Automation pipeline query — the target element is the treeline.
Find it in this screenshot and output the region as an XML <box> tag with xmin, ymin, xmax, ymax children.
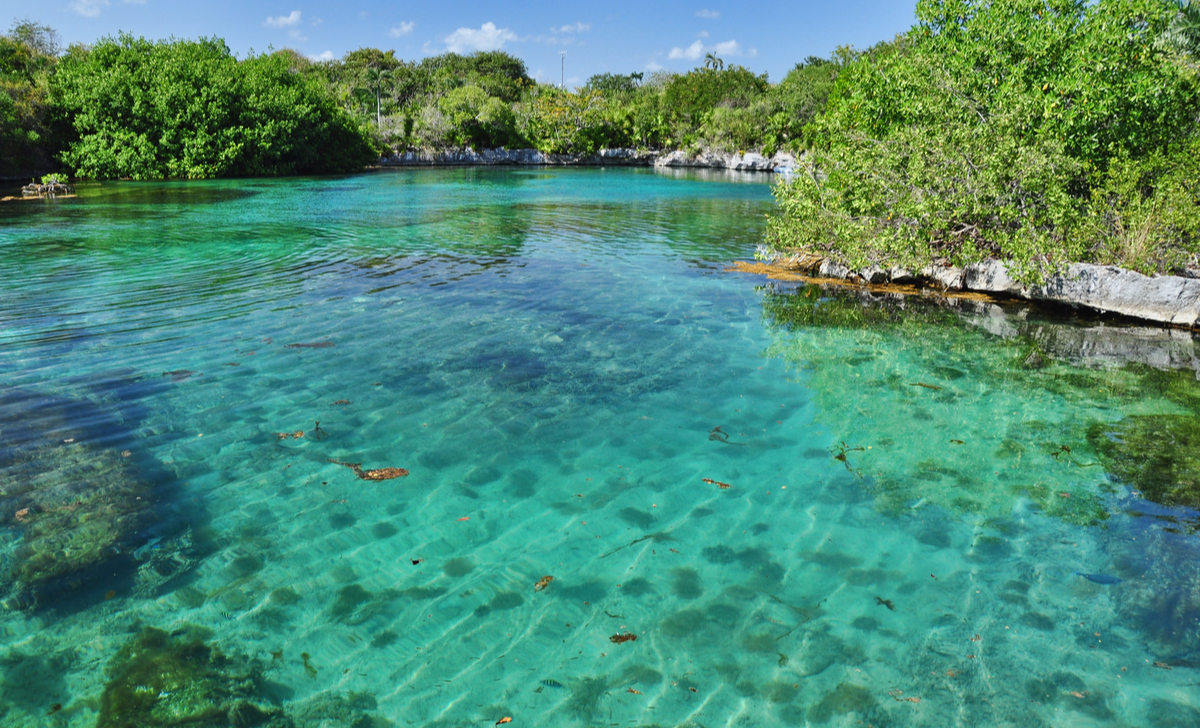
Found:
<box><xmin>1</xmin><ymin>25</ymin><xmax>376</xmax><ymax>179</ymax></box>
<box><xmin>289</xmin><ymin>47</ymin><xmax>840</xmax><ymax>156</ymax></box>
<box><xmin>0</xmin><ymin>18</ymin><xmax>841</xmax><ymax>179</ymax></box>
<box><xmin>767</xmin><ymin>0</ymin><xmax>1200</xmax><ymax>280</ymax></box>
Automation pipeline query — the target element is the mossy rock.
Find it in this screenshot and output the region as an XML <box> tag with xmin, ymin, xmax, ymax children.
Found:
<box><xmin>2</xmin><ymin>441</ymin><xmax>152</xmax><ymax>590</ymax></box>
<box><xmin>1089</xmin><ymin>415</ymin><xmax>1200</xmax><ymax>509</ymax></box>
<box><xmin>97</xmin><ymin>627</ymin><xmax>292</xmax><ymax>728</ymax></box>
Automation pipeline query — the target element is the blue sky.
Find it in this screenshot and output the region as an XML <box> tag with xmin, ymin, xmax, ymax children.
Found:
<box><xmin>15</xmin><ymin>1</ymin><xmax>919</xmax><ymax>84</ymax></box>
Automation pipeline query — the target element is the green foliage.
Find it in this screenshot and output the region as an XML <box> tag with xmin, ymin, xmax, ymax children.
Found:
<box><xmin>52</xmin><ymin>34</ymin><xmax>376</xmax><ymax>180</ymax></box>
<box><xmin>0</xmin><ymin>21</ymin><xmax>59</xmax><ymax>176</ymax></box>
<box><xmin>438</xmin><ymin>84</ymin><xmax>519</xmax><ymax>148</ymax></box>
<box><xmin>584</xmin><ymin>72</ymin><xmax>643</xmax><ymax>93</ymax></box>
<box><xmin>519</xmin><ymin>87</ymin><xmax>617</xmax><ymax>153</ymax></box>
<box><xmin>768</xmin><ymin>0</ymin><xmax>1200</xmax><ymax>280</ymax></box>
<box><xmin>1157</xmin><ymin>0</ymin><xmax>1200</xmax><ymax>58</ymax></box>
<box><xmin>40</xmin><ymin>172</ymin><xmax>65</xmax><ymax>184</ymax></box>
<box><xmin>661</xmin><ymin>65</ymin><xmax>769</xmax><ymax>142</ymax></box>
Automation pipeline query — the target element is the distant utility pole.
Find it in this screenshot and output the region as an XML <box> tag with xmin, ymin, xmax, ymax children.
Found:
<box><xmin>560</xmin><ymin>51</ymin><xmax>566</xmax><ymax>89</ymax></box>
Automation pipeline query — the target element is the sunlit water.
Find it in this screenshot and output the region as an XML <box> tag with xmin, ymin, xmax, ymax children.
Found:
<box><xmin>2</xmin><ymin>168</ymin><xmax>1199</xmax><ymax>728</ymax></box>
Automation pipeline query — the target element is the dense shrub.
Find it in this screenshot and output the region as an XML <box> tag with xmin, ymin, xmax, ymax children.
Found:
<box><xmin>53</xmin><ymin>34</ymin><xmax>376</xmax><ymax>179</ymax></box>
<box><xmin>767</xmin><ymin>0</ymin><xmax>1200</xmax><ymax>280</ymax></box>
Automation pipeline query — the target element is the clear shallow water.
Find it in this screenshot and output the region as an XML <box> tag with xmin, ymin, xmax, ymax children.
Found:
<box><xmin>1</xmin><ymin>168</ymin><xmax>1199</xmax><ymax>727</ymax></box>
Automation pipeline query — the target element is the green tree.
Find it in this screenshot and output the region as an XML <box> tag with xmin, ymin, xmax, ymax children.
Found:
<box><xmin>363</xmin><ymin>67</ymin><xmax>393</xmax><ymax>128</ymax></box>
<box><xmin>52</xmin><ymin>34</ymin><xmax>376</xmax><ymax>179</ymax></box>
<box><xmin>661</xmin><ymin>65</ymin><xmax>768</xmax><ymax>145</ymax></box>
<box><xmin>438</xmin><ymin>85</ymin><xmax>518</xmax><ymax>148</ymax></box>
<box><xmin>0</xmin><ymin>20</ymin><xmax>59</xmax><ymax>176</ymax></box>
<box><xmin>583</xmin><ymin>72</ymin><xmax>642</xmax><ymax>93</ymax></box>
<box><xmin>767</xmin><ymin>0</ymin><xmax>1200</xmax><ymax>280</ymax></box>
<box><xmin>1158</xmin><ymin>0</ymin><xmax>1200</xmax><ymax>58</ymax></box>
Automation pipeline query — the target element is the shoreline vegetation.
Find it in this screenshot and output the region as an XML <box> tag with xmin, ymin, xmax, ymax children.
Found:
<box><xmin>0</xmin><ymin>21</ymin><xmax>837</xmax><ymax>182</ymax></box>
<box><xmin>3</xmin><ymin>1</ymin><xmax>1200</xmax><ymax>324</ymax></box>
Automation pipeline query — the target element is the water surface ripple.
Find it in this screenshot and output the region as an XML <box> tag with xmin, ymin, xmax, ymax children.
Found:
<box><xmin>1</xmin><ymin>168</ymin><xmax>1199</xmax><ymax>728</ymax></box>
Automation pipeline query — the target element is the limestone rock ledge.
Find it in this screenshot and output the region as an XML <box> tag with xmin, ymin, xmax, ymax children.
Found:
<box><xmin>379</xmin><ymin>148</ymin><xmax>796</xmax><ymax>170</ymax></box>
<box><xmin>779</xmin><ymin>254</ymin><xmax>1200</xmax><ymax>328</ymax></box>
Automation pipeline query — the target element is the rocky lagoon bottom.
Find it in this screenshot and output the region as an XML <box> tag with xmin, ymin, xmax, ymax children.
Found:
<box><xmin>1</xmin><ymin>167</ymin><xmax>1199</xmax><ymax>727</ymax></box>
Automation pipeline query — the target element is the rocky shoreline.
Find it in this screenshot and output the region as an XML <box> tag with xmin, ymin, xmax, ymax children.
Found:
<box><xmin>751</xmin><ymin>252</ymin><xmax>1200</xmax><ymax>329</ymax></box>
<box><xmin>378</xmin><ymin>147</ymin><xmax>796</xmax><ymax>171</ymax></box>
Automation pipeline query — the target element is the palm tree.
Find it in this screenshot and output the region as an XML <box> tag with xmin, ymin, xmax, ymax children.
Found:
<box><xmin>364</xmin><ymin>67</ymin><xmax>394</xmax><ymax>128</ymax></box>
<box><xmin>703</xmin><ymin>52</ymin><xmax>725</xmax><ymax>71</ymax></box>
<box><xmin>1158</xmin><ymin>0</ymin><xmax>1200</xmax><ymax>59</ymax></box>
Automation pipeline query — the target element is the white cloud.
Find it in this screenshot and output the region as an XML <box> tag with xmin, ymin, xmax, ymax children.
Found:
<box><xmin>288</xmin><ymin>28</ymin><xmax>307</xmax><ymax>41</ymax></box>
<box><xmin>444</xmin><ymin>22</ymin><xmax>516</xmax><ymax>53</ymax></box>
<box><xmin>389</xmin><ymin>22</ymin><xmax>415</xmax><ymax>38</ymax></box>
<box><xmin>554</xmin><ymin>22</ymin><xmax>590</xmax><ymax>33</ymax></box>
<box><xmin>697</xmin><ymin>30</ymin><xmax>709</xmax><ymax>38</ymax></box>
<box><xmin>123</xmin><ymin>0</ymin><xmax>146</xmax><ymax>5</ymax></box>
<box><xmin>668</xmin><ymin>38</ymin><xmax>749</xmax><ymax>62</ymax></box>
<box><xmin>696</xmin><ymin>9</ymin><xmax>720</xmax><ymax>19</ymax></box>
<box><xmin>645</xmin><ymin>61</ymin><xmax>664</xmax><ymax>71</ymax></box>
<box><xmin>264</xmin><ymin>10</ymin><xmax>302</xmax><ymax>28</ymax></box>
<box><xmin>71</xmin><ymin>0</ymin><xmax>109</xmax><ymax>17</ymax></box>
<box><xmin>713</xmin><ymin>39</ymin><xmax>741</xmax><ymax>56</ymax></box>
<box><xmin>310</xmin><ymin>50</ymin><xmax>334</xmax><ymax>61</ymax></box>
<box><xmin>668</xmin><ymin>40</ymin><xmax>704</xmax><ymax>60</ymax></box>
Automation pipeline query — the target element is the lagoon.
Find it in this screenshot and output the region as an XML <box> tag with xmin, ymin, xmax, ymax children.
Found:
<box><xmin>1</xmin><ymin>168</ymin><xmax>1198</xmax><ymax>727</ymax></box>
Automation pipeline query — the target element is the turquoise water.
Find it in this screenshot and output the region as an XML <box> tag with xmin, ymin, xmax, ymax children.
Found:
<box><xmin>1</xmin><ymin>167</ymin><xmax>1199</xmax><ymax>727</ymax></box>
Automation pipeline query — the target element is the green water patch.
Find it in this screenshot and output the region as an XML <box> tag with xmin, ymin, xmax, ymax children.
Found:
<box><xmin>761</xmin><ymin>284</ymin><xmax>1200</xmax><ymax>525</ymax></box>
<box><xmin>1089</xmin><ymin>415</ymin><xmax>1200</xmax><ymax>509</ymax></box>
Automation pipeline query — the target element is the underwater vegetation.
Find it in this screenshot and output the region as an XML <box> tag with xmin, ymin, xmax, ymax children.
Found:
<box><xmin>97</xmin><ymin>626</ymin><xmax>291</xmax><ymax>728</ymax></box>
<box><xmin>0</xmin><ymin>388</ymin><xmax>160</xmax><ymax>609</ymax></box>
<box><xmin>761</xmin><ymin>283</ymin><xmax>1200</xmax><ymax>526</ymax></box>
<box><xmin>805</xmin><ymin>682</ymin><xmax>879</xmax><ymax>723</ymax></box>
<box><xmin>2</xmin><ymin>442</ymin><xmax>151</xmax><ymax>588</ymax></box>
<box><xmin>330</xmin><ymin>583</ymin><xmax>401</xmax><ymax>625</ymax></box>
<box><xmin>1089</xmin><ymin>415</ymin><xmax>1200</xmax><ymax>509</ymax></box>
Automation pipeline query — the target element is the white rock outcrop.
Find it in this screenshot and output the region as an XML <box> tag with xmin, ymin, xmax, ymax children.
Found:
<box><xmin>379</xmin><ymin>148</ymin><xmax>795</xmax><ymax>170</ymax></box>
<box><xmin>780</xmin><ymin>255</ymin><xmax>1200</xmax><ymax>328</ymax></box>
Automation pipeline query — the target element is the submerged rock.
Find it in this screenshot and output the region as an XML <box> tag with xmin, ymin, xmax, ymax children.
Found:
<box><xmin>0</xmin><ymin>436</ymin><xmax>155</xmax><ymax>609</ymax></box>
<box><xmin>97</xmin><ymin>627</ymin><xmax>291</xmax><ymax>728</ymax></box>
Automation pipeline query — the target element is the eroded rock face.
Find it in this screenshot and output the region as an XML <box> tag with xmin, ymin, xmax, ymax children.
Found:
<box><xmin>776</xmin><ymin>255</ymin><xmax>1200</xmax><ymax>328</ymax></box>
<box><xmin>1031</xmin><ymin>263</ymin><xmax>1200</xmax><ymax>328</ymax></box>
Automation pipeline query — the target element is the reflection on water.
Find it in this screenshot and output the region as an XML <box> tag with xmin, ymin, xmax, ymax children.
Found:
<box><xmin>1</xmin><ymin>169</ymin><xmax>1199</xmax><ymax>727</ymax></box>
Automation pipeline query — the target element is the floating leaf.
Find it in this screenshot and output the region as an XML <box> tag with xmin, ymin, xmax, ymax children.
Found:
<box><xmin>328</xmin><ymin>459</ymin><xmax>409</xmax><ymax>480</ymax></box>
